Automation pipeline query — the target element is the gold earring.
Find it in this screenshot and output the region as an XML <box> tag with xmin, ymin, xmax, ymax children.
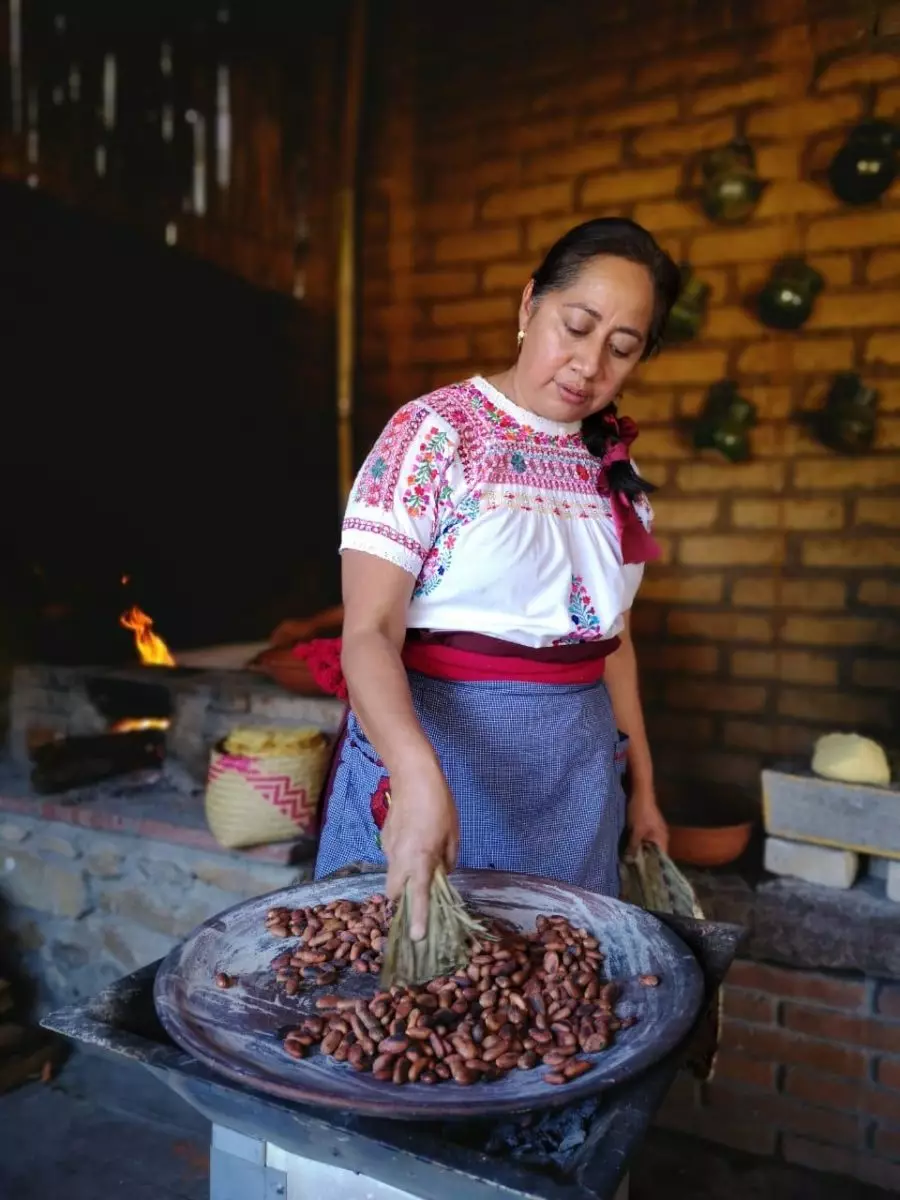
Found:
<box><xmin>516</xmin><ymin>329</ymin><xmax>525</xmax><ymax>348</ymax></box>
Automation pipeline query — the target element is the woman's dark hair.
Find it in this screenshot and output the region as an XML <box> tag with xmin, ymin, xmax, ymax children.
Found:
<box><xmin>531</xmin><ymin>217</ymin><xmax>681</xmax><ymax>497</ymax></box>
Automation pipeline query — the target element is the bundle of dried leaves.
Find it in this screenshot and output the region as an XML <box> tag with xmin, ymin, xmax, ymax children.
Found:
<box><xmin>381</xmin><ymin>867</ymin><xmax>491</xmax><ymax>988</ymax></box>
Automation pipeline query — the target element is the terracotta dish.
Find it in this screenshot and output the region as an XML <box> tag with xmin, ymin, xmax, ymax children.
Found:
<box><xmin>667</xmin><ymin>821</ymin><xmax>753</xmax><ymax>868</ymax></box>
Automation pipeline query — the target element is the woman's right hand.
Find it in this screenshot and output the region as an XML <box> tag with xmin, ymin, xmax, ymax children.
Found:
<box><xmin>381</xmin><ymin>761</ymin><xmax>459</xmax><ymax>942</ymax></box>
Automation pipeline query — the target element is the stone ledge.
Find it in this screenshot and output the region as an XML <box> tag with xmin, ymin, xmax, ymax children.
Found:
<box><xmin>0</xmin><ymin>766</ymin><xmax>316</xmax><ymax>867</ymax></box>
<box><xmin>690</xmin><ymin>864</ymin><xmax>900</xmax><ymax>982</ymax></box>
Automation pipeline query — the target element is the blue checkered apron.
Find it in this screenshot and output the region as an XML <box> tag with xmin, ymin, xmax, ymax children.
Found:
<box><xmin>314</xmin><ymin>671</ymin><xmax>629</xmax><ymax>896</ymax></box>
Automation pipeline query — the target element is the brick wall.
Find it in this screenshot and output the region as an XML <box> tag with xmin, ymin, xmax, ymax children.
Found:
<box><xmin>358</xmin><ymin>0</ymin><xmax>900</xmax><ymax>794</ymax></box>
<box><xmin>657</xmin><ymin>960</ymin><xmax>900</xmax><ymax>1190</ymax></box>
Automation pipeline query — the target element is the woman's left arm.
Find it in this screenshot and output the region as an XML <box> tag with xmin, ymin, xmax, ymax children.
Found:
<box><xmin>604</xmin><ymin>612</ymin><xmax>669</xmax><ymax>856</ymax></box>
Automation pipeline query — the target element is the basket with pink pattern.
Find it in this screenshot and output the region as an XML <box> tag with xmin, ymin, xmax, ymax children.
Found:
<box><xmin>204</xmin><ymin>725</ymin><xmax>330</xmax><ymax>850</ymax></box>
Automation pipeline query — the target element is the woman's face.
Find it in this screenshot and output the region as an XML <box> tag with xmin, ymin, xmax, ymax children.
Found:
<box><xmin>514</xmin><ymin>255</ymin><xmax>655</xmax><ymax>424</ymax></box>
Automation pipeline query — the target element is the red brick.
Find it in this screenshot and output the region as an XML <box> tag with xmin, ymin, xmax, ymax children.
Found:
<box><xmin>860</xmin><ymin>580</ymin><xmax>900</xmax><ymax>607</ymax></box>
<box><xmin>678</xmin><ymin>535</ymin><xmax>785</xmax><ymax>568</ymax></box>
<box><xmin>727</xmin><ymin>961</ymin><xmax>867</xmax><ymax>1010</ymax></box>
<box><xmin>747</xmin><ymin>92</ymin><xmax>863</xmax><ymax>137</ymax></box>
<box><xmin>723</xmin><ymin>987</ymin><xmax>777</xmax><ymax>1025</ymax></box>
<box><xmin>737</xmin><ymin>337</ymin><xmax>855</xmax><ymax>374</ymax></box>
<box><xmin>731</xmin><ymin>650</ymin><xmax>837</xmax><ymax>686</ymax></box>
<box><xmin>632</xmin><ymin>116</ymin><xmax>736</xmax><ymax>159</ymax></box>
<box><xmin>723</xmin><ymin>1019</ymin><xmax>868</xmax><ymax>1077</ymax></box>
<box><xmin>665</xmin><ymin>681</ymin><xmax>767</xmax><ymax>714</ymax></box>
<box><xmin>878</xmin><ymin>83</ymin><xmax>900</xmax><ymax>119</ymax></box>
<box><xmin>526</xmin><ymin>214</ymin><xmax>590</xmax><ymax>254</ymax></box>
<box><xmin>786</xmin><ymin>1134</ymin><xmax>900</xmax><ymax>1192</ymax></box>
<box><xmin>808</xmin><ymin>289</ymin><xmax>900</xmax><ymax>330</ymax></box>
<box><xmin>581</xmin><ymin>165</ymin><xmax>682</xmax><ymax>205</ymax></box>
<box><xmin>642</xmin><ymin>643</ymin><xmax>720</xmax><ymax>674</ymax></box>
<box><xmin>584</xmin><ymin>97</ymin><xmax>679</xmax><ymax>134</ymax></box>
<box><xmin>733</xmin><ymin>577</ymin><xmax>848</xmax><ymax>610</ymax></box>
<box><xmin>784</xmin><ymin>1004</ymin><xmax>900</xmax><ymax>1053</ymax></box>
<box><xmin>650</xmin><ymin>497</ymin><xmax>719</xmax><ymax>530</ymax></box>
<box><xmin>645</xmin><ymin>712</ymin><xmax>715</xmax><ymax>744</ymax></box>
<box><xmin>722</xmin><ymin>720</ymin><xmax>817</xmax><ymax>756</ymax></box>
<box><xmin>755</xmin><ymin>181</ymin><xmax>840</xmax><ymax>219</ymax></box>
<box><xmin>874</xmin><ymin>1126</ymin><xmax>900</xmax><ymax>1161</ymax></box>
<box><xmin>706</xmin><ymin>1082</ymin><xmax>863</xmax><ymax>1146</ymax></box>
<box><xmin>754</xmin><ymin>142</ymin><xmax>803</xmax><ymax>180</ymax></box>
<box><xmin>481</xmin><ymin>260</ymin><xmax>533</xmax><ymax>293</ymax></box>
<box><xmin>619</xmin><ymin>391</ymin><xmax>676</xmax><ymax>422</ymax></box>
<box><xmin>521</xmin><ymin>137</ymin><xmax>621</xmax><ymax>184</ymax></box>
<box><xmin>731</xmin><ymin>498</ymin><xmax>845</xmax><ymax>531</ymax></box>
<box><xmin>714</xmin><ymin>1050</ymin><xmax>778</xmax><ymax>1091</ymax></box>
<box><xmin>473</xmin><ymin>327</ymin><xmax>517</xmax><ymax>361</ymax></box>
<box><xmin>690</xmin><ymin>70</ymin><xmax>805</xmax><ymax>116</ymax></box>
<box><xmin>481</xmin><ymin>182</ymin><xmax>572</xmax><ymax>222</ymax></box>
<box><xmin>878</xmin><ymin>985</ymin><xmax>900</xmax><ymax>1021</ymax></box>
<box><xmin>676</xmin><ymin>461</ymin><xmax>786</xmax><ymax>493</ymax></box>
<box><xmin>867</xmin><ymin>333</ymin><xmax>900</xmax><ymax>365</ymax></box>
<box><xmin>855</xmin><ymin>498</ymin><xmax>900</xmax><ymax>528</ymax></box>
<box><xmin>416</xmin><ymin>200</ymin><xmax>476</xmax><ymax>233</ymax></box>
<box><xmin>631</xmin><ymin>200</ymin><xmax>706</xmax><ymax>233</ymax></box>
<box><xmin>853</xmin><ymin>659</ymin><xmax>900</xmax><ymax>690</ymax></box>
<box><xmin>409</xmin><ymin>333</ymin><xmax>471</xmax><ymax>364</ymax></box>
<box><xmin>868</xmin><ymin>249</ymin><xmax>900</xmax><ymax>284</ymax></box>
<box><xmin>690</xmin><ymin>223</ymin><xmax>801</xmax><ymax>266</ymax></box>
<box><xmin>638</xmin><ymin>574</ymin><xmax>723</xmax><ymax>604</ymax></box>
<box><xmin>880</xmin><ymin>1058</ymin><xmax>900</xmax><ymax>1089</ymax></box>
<box><xmin>703</xmin><ymin>306</ymin><xmax>760</xmax><ymax>339</ymax></box>
<box><xmin>639</xmin><ymin>348</ymin><xmax>728</xmax><ymax>384</ymax></box>
<box><xmin>802</xmin><ymin>538</ymin><xmax>900</xmax><ymax>569</ymax></box>
<box><xmin>794</xmin><ymin>457</ymin><xmax>900</xmax><ymax>491</ymax></box>
<box><xmin>431</xmin><ymin>296</ymin><xmax>515</xmax><ymax>328</ymax></box>
<box><xmin>433</xmin><ymin>226</ymin><xmax>520</xmax><ymax>264</ymax></box>
<box><xmin>816</xmin><ymin>53</ymin><xmax>900</xmax><ymax>91</ymax></box>
<box><xmin>408</xmin><ymin>270</ymin><xmax>478</xmax><ymax>298</ymax></box>
<box><xmin>807</xmin><ymin>209</ymin><xmax>900</xmax><ymax>252</ymax></box>
<box><xmin>669</xmin><ymin>612</ymin><xmax>773</xmax><ymax>645</ymax></box>
<box><xmin>778</xmin><ymin>688</ymin><xmax>892</xmax><ymax>728</ymax></box>
<box><xmin>634</xmin><ymin>47</ymin><xmax>744</xmax><ymax>93</ymax></box>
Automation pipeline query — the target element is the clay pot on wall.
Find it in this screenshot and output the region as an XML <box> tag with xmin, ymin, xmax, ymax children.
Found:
<box><xmin>692</xmin><ymin>380</ymin><xmax>758</xmax><ymax>463</ymax></box>
<box><xmin>663</xmin><ymin>264</ymin><xmax>710</xmax><ymax>345</ymax></box>
<box><xmin>813</xmin><ymin>372</ymin><xmax>879</xmax><ymax>455</ymax></box>
<box><xmin>700</xmin><ymin>140</ymin><xmax>766</xmax><ymax>224</ymax></box>
<box><xmin>757</xmin><ymin>259</ymin><xmax>824</xmax><ymax>331</ymax></box>
<box><xmin>828</xmin><ymin>121</ymin><xmax>900</xmax><ymax>206</ymax></box>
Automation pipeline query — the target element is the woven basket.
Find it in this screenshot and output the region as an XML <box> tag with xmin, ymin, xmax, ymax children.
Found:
<box><xmin>205</xmin><ymin>736</ymin><xmax>330</xmax><ymax>850</ymax></box>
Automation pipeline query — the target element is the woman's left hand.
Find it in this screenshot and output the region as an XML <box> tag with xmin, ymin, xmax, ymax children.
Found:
<box><xmin>626</xmin><ymin>790</ymin><xmax>669</xmax><ymax>858</ymax></box>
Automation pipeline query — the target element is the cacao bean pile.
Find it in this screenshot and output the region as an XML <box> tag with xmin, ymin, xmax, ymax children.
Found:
<box><xmin>265</xmin><ymin>893</ymin><xmax>650</xmax><ymax>1088</ymax></box>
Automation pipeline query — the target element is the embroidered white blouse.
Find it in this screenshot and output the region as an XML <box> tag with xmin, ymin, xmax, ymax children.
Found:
<box><xmin>340</xmin><ymin>377</ymin><xmax>653</xmax><ymax>649</ymax></box>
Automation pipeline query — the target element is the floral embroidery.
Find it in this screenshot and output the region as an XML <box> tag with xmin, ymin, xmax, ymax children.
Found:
<box><xmin>370</xmin><ymin>777</ymin><xmax>391</xmax><ymax>851</ymax></box>
<box><xmin>341</xmin><ymin>518</ymin><xmax>427</xmax><ymax>563</ymax></box>
<box><xmin>401</xmin><ymin>427</ymin><xmax>451</xmax><ymax>517</ymax></box>
<box><xmin>353</xmin><ymin>405</ymin><xmax>428</xmax><ymax>509</ymax></box>
<box><xmin>510</xmin><ymin>450</ymin><xmax>527</xmax><ymax>473</ymax></box>
<box><xmin>415</xmin><ymin>493</ymin><xmax>481</xmax><ymax>597</ymax></box>
<box><xmin>553</xmin><ymin>574</ymin><xmax>605</xmax><ymax>644</ymax></box>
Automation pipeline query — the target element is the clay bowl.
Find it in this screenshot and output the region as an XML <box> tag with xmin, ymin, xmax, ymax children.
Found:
<box><xmin>667</xmin><ymin>821</ymin><xmax>753</xmax><ymax>868</ymax></box>
<box><xmin>662</xmin><ymin>785</ymin><xmax>756</xmax><ymax>868</ymax></box>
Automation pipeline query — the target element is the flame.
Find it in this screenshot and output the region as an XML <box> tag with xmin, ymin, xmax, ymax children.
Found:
<box><xmin>120</xmin><ymin>605</ymin><xmax>176</xmax><ymax>667</ymax></box>
<box><xmin>110</xmin><ymin>717</ymin><xmax>171</xmax><ymax>733</ymax></box>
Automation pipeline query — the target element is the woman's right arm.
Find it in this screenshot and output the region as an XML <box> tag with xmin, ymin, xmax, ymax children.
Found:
<box><xmin>341</xmin><ymin>550</ymin><xmax>458</xmax><ymax>939</ymax></box>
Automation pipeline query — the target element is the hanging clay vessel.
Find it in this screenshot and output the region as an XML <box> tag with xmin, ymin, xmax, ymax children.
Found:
<box><xmin>664</xmin><ymin>264</ymin><xmax>711</xmax><ymax>344</ymax></box>
<box><xmin>700</xmin><ymin>140</ymin><xmax>766</xmax><ymax>224</ymax></box>
<box><xmin>814</xmin><ymin>372</ymin><xmax>879</xmax><ymax>455</ymax></box>
<box><xmin>693</xmin><ymin>381</ymin><xmax>757</xmax><ymax>463</ymax></box>
<box><xmin>757</xmin><ymin>259</ymin><xmax>824</xmax><ymax>331</ymax></box>
<box><xmin>828</xmin><ymin>121</ymin><xmax>900</xmax><ymax>206</ymax></box>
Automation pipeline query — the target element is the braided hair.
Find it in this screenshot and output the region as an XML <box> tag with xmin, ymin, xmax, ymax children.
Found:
<box><xmin>530</xmin><ymin>218</ymin><xmax>681</xmax><ymax>497</ymax></box>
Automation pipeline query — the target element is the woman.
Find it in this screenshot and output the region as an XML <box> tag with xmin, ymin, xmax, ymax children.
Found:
<box><xmin>314</xmin><ymin>218</ymin><xmax>679</xmax><ymax>940</ymax></box>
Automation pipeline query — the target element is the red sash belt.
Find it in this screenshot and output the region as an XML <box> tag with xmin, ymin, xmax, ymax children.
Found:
<box><xmin>291</xmin><ymin>631</ymin><xmax>619</xmax><ymax>696</ymax></box>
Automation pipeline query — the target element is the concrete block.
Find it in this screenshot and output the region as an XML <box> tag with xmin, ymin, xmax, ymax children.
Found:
<box><xmin>869</xmin><ymin>856</ymin><xmax>891</xmax><ymax>881</ymax></box>
<box><xmin>888</xmin><ymin>861</ymin><xmax>900</xmax><ymax>905</ymax></box>
<box><xmin>763</xmin><ymin>768</ymin><xmax>900</xmax><ymax>857</ymax></box>
<box><xmin>764</xmin><ymin>836</ymin><xmax>859</xmax><ymax>890</ymax></box>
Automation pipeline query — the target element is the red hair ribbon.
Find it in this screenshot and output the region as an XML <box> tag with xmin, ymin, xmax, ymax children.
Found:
<box><xmin>599</xmin><ymin>414</ymin><xmax>661</xmax><ymax>566</ymax></box>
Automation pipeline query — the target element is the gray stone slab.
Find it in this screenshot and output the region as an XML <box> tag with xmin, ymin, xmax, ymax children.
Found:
<box><xmin>762</xmin><ymin>768</ymin><xmax>900</xmax><ymax>858</ymax></box>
